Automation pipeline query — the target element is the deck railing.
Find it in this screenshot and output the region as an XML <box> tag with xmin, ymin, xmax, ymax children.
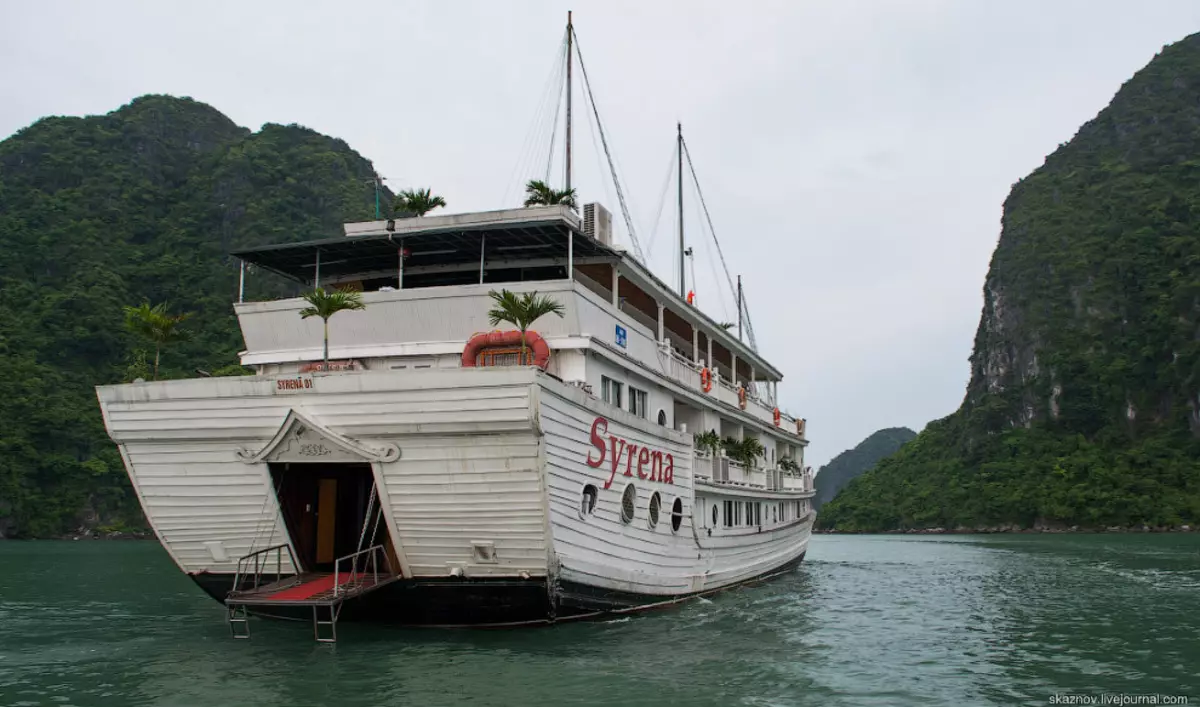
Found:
<box><xmin>333</xmin><ymin>544</ymin><xmax>389</xmax><ymax>597</ymax></box>
<box><xmin>231</xmin><ymin>543</ymin><xmax>297</xmax><ymax>594</ymax></box>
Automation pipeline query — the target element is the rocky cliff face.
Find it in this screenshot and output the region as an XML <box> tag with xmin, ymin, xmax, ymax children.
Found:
<box><xmin>819</xmin><ymin>34</ymin><xmax>1200</xmax><ymax>531</ymax></box>
<box><xmin>0</xmin><ymin>96</ymin><xmax>391</xmax><ymax>537</ymax></box>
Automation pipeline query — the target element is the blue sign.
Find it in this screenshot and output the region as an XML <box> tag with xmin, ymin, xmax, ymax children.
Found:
<box><xmin>615</xmin><ymin>324</ymin><xmax>627</xmax><ymax>349</ymax></box>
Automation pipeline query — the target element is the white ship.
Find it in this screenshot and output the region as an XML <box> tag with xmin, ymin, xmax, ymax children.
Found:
<box><xmin>95</xmin><ymin>16</ymin><xmax>815</xmax><ymax>641</ymax></box>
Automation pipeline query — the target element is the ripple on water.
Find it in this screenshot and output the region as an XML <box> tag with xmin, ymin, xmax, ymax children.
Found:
<box><xmin>1</xmin><ymin>536</ymin><xmax>1199</xmax><ymax>706</ymax></box>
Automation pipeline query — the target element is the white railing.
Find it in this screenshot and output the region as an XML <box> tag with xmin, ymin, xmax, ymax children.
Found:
<box><xmin>662</xmin><ymin>347</ymin><xmax>702</xmax><ymax>392</ymax></box>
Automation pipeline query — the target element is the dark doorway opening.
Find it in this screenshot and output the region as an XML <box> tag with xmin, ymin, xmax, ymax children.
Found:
<box><xmin>269</xmin><ymin>462</ymin><xmax>390</xmax><ymax>573</ymax></box>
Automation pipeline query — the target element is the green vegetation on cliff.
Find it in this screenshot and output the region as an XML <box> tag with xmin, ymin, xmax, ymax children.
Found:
<box><xmin>821</xmin><ymin>34</ymin><xmax>1200</xmax><ymax>531</ymax></box>
<box><xmin>0</xmin><ymin>95</ymin><xmax>389</xmax><ymax>537</ymax></box>
<box><xmin>812</xmin><ymin>427</ymin><xmax>916</xmax><ymax>510</ymax></box>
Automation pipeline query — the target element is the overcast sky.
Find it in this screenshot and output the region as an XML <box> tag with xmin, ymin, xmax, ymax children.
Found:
<box><xmin>3</xmin><ymin>1</ymin><xmax>1198</xmax><ymax>466</ymax></box>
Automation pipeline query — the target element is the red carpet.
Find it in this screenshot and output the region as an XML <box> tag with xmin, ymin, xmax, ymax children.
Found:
<box><xmin>266</xmin><ymin>574</ymin><xmax>341</xmax><ymax>601</ymax></box>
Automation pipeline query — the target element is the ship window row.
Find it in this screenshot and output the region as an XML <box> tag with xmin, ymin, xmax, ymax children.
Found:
<box><xmin>601</xmin><ymin>375</ymin><xmax>652</xmax><ymax>421</ymax></box>
<box><xmin>722</xmin><ymin>500</ymin><xmax>762</xmax><ymax>528</ymax></box>
<box><xmin>580</xmin><ymin>483</ymin><xmax>683</xmax><ymax>533</ymax></box>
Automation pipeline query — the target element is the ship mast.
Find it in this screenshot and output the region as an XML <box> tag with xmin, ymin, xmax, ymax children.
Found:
<box><xmin>564</xmin><ymin>11</ymin><xmax>574</xmax><ymax>192</ymax></box>
<box><xmin>677</xmin><ymin>122</ymin><xmax>685</xmax><ymax>297</ymax></box>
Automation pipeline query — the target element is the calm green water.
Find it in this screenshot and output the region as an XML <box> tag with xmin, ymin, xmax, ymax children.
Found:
<box><xmin>1</xmin><ymin>536</ymin><xmax>1198</xmax><ymax>707</ymax></box>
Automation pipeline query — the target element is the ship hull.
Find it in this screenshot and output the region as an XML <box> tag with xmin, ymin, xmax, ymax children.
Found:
<box><xmin>97</xmin><ymin>366</ymin><xmax>815</xmax><ymax>631</ymax></box>
<box><xmin>188</xmin><ymin>549</ymin><xmax>806</xmax><ymax>626</ymax></box>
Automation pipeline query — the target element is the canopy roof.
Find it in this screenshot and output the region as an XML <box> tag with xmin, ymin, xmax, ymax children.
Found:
<box><xmin>232</xmin><ymin>207</ymin><xmax>615</xmax><ymax>284</ymax></box>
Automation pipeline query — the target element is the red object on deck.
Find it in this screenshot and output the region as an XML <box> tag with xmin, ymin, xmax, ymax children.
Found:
<box><xmin>266</xmin><ymin>574</ymin><xmax>341</xmax><ymax>601</ymax></box>
<box><xmin>461</xmin><ymin>330</ymin><xmax>550</xmax><ymax>370</ymax></box>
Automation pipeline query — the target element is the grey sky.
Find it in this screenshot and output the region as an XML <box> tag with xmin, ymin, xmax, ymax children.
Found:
<box><xmin>2</xmin><ymin>1</ymin><xmax>1198</xmax><ymax>466</ymax></box>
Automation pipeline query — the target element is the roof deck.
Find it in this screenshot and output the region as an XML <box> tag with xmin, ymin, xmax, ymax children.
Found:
<box><xmin>234</xmin><ymin>206</ymin><xmax>786</xmax><ymax>384</ymax></box>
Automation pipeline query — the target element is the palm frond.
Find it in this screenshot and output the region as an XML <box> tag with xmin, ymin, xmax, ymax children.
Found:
<box><xmin>394</xmin><ymin>187</ymin><xmax>447</xmax><ymax>216</ymax></box>
<box><xmin>487</xmin><ymin>289</ymin><xmax>564</xmax><ymax>331</ymax></box>
<box><xmin>300</xmin><ymin>288</ymin><xmax>366</xmax><ymax>321</ymax></box>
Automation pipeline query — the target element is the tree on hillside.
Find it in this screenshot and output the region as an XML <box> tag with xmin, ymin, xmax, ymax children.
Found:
<box><xmin>523</xmin><ymin>179</ymin><xmax>577</xmax><ymax>208</ymax></box>
<box><xmin>124</xmin><ymin>302</ymin><xmax>192</xmax><ymax>381</ymax></box>
<box><xmin>299</xmin><ymin>288</ymin><xmax>366</xmax><ymax>371</ymax></box>
<box><xmin>393</xmin><ymin>188</ymin><xmax>446</xmax><ymax>217</ymax></box>
<box><xmin>487</xmin><ymin>289</ymin><xmax>565</xmax><ymax>363</ymax></box>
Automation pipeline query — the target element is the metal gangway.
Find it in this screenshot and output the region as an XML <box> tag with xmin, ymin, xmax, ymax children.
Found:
<box><xmin>226</xmin><ymin>482</ymin><xmax>397</xmax><ymax>642</ymax></box>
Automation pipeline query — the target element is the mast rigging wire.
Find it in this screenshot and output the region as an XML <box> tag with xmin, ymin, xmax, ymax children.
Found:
<box><xmin>572</xmin><ymin>33</ymin><xmax>647</xmax><ymax>264</ymax></box>
<box><xmin>681</xmin><ymin>137</ymin><xmax>757</xmax><ymax>351</ymax></box>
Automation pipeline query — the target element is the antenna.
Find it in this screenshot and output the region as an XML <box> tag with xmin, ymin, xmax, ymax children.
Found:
<box><xmin>564</xmin><ymin>11</ymin><xmax>574</xmax><ymax>192</ymax></box>
<box><xmin>368</xmin><ymin>173</ymin><xmax>387</xmax><ymax>219</ymax></box>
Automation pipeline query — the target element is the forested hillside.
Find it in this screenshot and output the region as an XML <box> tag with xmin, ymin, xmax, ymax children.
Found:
<box><xmin>812</xmin><ymin>428</ymin><xmax>915</xmax><ymax>510</ymax></box>
<box><xmin>820</xmin><ymin>34</ymin><xmax>1200</xmax><ymax>531</ymax></box>
<box><xmin>0</xmin><ymin>95</ymin><xmax>390</xmax><ymax>537</ymax></box>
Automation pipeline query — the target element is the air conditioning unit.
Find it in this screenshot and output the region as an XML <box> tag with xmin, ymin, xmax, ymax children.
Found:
<box><xmin>583</xmin><ymin>202</ymin><xmax>613</xmax><ymax>246</ymax></box>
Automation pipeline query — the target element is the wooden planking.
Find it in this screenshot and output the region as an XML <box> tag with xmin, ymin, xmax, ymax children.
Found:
<box><xmin>537</xmin><ymin>379</ymin><xmax>810</xmax><ymax>597</ymax></box>
<box><xmin>100</xmin><ymin>368</ymin><xmax>542</xmax><ymax>577</ymax></box>
<box><xmin>379</xmin><ymin>432</ymin><xmax>548</xmax><ymax>577</ymax></box>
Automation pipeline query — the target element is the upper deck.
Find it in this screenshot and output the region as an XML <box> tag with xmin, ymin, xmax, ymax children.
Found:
<box><xmin>232</xmin><ymin>205</ymin><xmax>805</xmax><ymax>443</ymax></box>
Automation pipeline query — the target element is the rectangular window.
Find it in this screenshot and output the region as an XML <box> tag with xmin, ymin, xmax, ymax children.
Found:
<box><xmin>755</xmin><ymin>503</ymin><xmax>761</xmax><ymax>526</ymax></box>
<box><xmin>601</xmin><ymin>376</ymin><xmax>623</xmax><ymax>408</ymax></box>
<box><xmin>723</xmin><ymin>500</ymin><xmax>734</xmax><ymax>528</ymax></box>
<box><xmin>629</xmin><ymin>387</ymin><xmax>648</xmax><ymax>418</ymax></box>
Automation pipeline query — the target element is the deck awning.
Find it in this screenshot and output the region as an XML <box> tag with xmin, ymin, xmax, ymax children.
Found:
<box><xmin>232</xmin><ymin>215</ymin><xmax>615</xmax><ymax>284</ymax></box>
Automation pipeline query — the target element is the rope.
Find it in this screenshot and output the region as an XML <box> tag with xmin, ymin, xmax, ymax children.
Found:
<box><xmin>247</xmin><ymin>470</ymin><xmax>286</xmax><ymax>558</ymax></box>
<box><xmin>682</xmin><ymin>137</ymin><xmax>757</xmax><ymax>351</ymax></box>
<box><xmin>644</xmin><ymin>144</ymin><xmax>678</xmax><ymax>259</ymax></box>
<box><xmin>502</xmin><ymin>31</ymin><xmax>569</xmax><ymax>206</ymax></box>
<box><xmin>572</xmin><ymin>32</ymin><xmax>647</xmax><ymax>264</ymax></box>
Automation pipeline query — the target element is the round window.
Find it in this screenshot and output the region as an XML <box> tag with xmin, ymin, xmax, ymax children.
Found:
<box><xmin>620</xmin><ymin>484</ymin><xmax>637</xmax><ymax>524</ymax></box>
<box><xmin>648</xmin><ymin>491</ymin><xmax>661</xmax><ymax>528</ymax></box>
<box><xmin>580</xmin><ymin>484</ymin><xmax>598</xmax><ymax>518</ymax></box>
<box><xmin>671</xmin><ymin>497</ymin><xmax>683</xmax><ymax>532</ymax></box>
<box><xmin>711</xmin><ymin>504</ymin><xmax>718</xmax><ymax>527</ymax></box>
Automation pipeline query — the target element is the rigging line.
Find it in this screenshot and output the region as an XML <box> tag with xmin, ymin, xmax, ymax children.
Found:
<box><xmin>572</xmin><ymin>34</ymin><xmax>647</xmax><ymax>263</ymax></box>
<box><xmin>582</xmin><ymin>84</ymin><xmax>618</xmax><ymax>216</ymax></box>
<box><xmin>644</xmin><ymin>143</ymin><xmax>678</xmax><ymax>259</ymax></box>
<box><xmin>503</xmin><ymin>31</ymin><xmax>569</xmax><ymax>205</ymax></box>
<box><xmin>682</xmin><ymin>137</ymin><xmax>758</xmax><ymax>349</ymax></box>
<box><xmin>544</xmin><ymin>35</ymin><xmax>568</xmax><ymax>183</ymax></box>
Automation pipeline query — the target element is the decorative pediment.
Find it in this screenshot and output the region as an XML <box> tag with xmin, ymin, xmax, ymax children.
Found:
<box><xmin>236</xmin><ymin>409</ymin><xmax>400</xmax><ymax>464</ymax></box>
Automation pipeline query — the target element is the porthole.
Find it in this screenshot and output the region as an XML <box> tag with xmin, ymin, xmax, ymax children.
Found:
<box><xmin>712</xmin><ymin>504</ymin><xmax>719</xmax><ymax>527</ymax></box>
<box><xmin>580</xmin><ymin>484</ymin><xmax>598</xmax><ymax>518</ymax></box>
<box><xmin>648</xmin><ymin>491</ymin><xmax>661</xmax><ymax>528</ymax></box>
<box><xmin>671</xmin><ymin>497</ymin><xmax>683</xmax><ymax>532</ymax></box>
<box><xmin>621</xmin><ymin>484</ymin><xmax>637</xmax><ymax>524</ymax></box>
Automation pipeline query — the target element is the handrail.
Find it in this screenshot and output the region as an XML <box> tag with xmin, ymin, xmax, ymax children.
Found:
<box><xmin>333</xmin><ymin>544</ymin><xmax>389</xmax><ymax>598</ymax></box>
<box><xmin>231</xmin><ymin>543</ymin><xmax>297</xmax><ymax>594</ymax></box>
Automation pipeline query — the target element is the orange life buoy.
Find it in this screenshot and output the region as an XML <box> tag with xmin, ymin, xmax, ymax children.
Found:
<box><xmin>700</xmin><ymin>367</ymin><xmax>712</xmax><ymax>393</ymax></box>
<box><xmin>461</xmin><ymin>330</ymin><xmax>551</xmax><ymax>370</ymax></box>
<box><xmin>773</xmin><ymin>407</ymin><xmax>781</xmax><ymax>426</ymax></box>
<box><xmin>737</xmin><ymin>386</ymin><xmax>747</xmax><ymax>410</ymax></box>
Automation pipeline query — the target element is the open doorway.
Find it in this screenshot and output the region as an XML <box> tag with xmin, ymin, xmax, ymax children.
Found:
<box><xmin>269</xmin><ymin>462</ymin><xmax>391</xmax><ymax>573</ymax></box>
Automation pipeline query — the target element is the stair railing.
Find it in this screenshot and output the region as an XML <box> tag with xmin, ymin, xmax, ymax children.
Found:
<box><xmin>231</xmin><ymin>543</ymin><xmax>298</xmax><ymax>595</ymax></box>
<box><xmin>333</xmin><ymin>544</ymin><xmax>389</xmax><ymax>598</ymax></box>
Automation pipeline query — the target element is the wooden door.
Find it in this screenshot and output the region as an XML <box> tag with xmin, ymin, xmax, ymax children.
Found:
<box><xmin>315</xmin><ymin>478</ymin><xmax>338</xmax><ymax>564</ymax></box>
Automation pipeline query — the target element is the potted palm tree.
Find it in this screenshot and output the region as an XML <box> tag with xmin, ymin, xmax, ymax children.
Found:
<box><xmin>523</xmin><ymin>180</ymin><xmax>577</xmax><ymax>208</ymax></box>
<box><xmin>487</xmin><ymin>289</ymin><xmax>565</xmax><ymax>364</ymax></box>
<box><xmin>299</xmin><ymin>288</ymin><xmax>366</xmax><ymax>371</ymax></box>
<box><xmin>694</xmin><ymin>430</ymin><xmax>721</xmax><ymax>458</ymax></box>
<box><xmin>393</xmin><ymin>188</ymin><xmax>447</xmax><ymax>217</ymax></box>
<box><xmin>124</xmin><ymin>301</ymin><xmax>192</xmax><ymax>381</ymax></box>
